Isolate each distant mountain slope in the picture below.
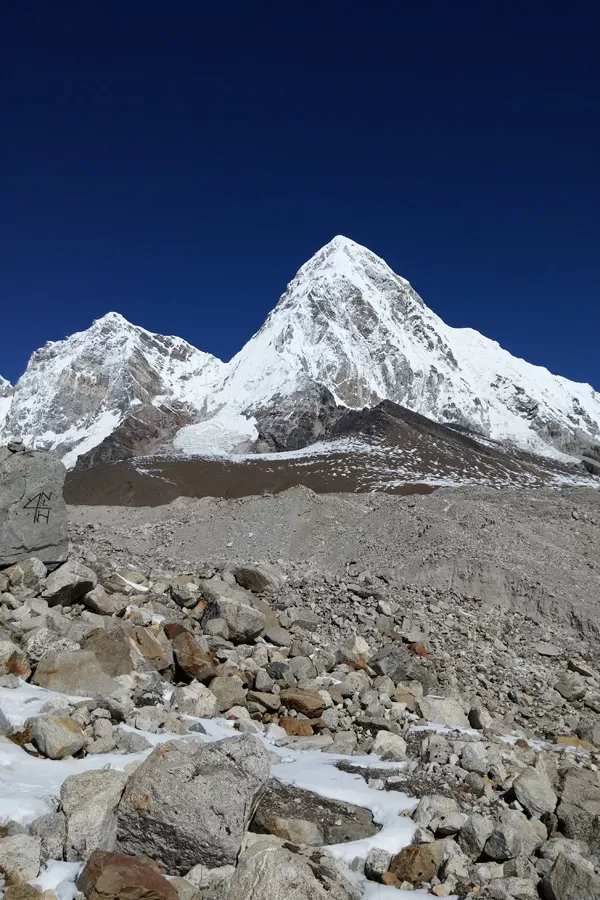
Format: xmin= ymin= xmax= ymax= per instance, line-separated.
xmin=1 ymin=312 xmax=224 ymax=467
xmin=64 ymin=399 xmax=596 ymax=507
xmin=2 ymin=237 xmax=599 ymax=468
xmin=0 ymin=376 xmax=12 ymax=429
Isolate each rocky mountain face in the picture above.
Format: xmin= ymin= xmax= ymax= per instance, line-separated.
xmin=0 ymin=312 xmax=224 ymax=468
xmin=2 ymin=237 xmax=600 ymax=468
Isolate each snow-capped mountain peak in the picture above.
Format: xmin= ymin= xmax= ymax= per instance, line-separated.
xmin=1 ymin=237 xmax=599 ymax=467
xmin=1 ymin=313 xmax=224 ymax=466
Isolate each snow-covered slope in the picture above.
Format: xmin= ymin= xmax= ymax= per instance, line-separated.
xmin=2 ymin=237 xmax=599 ymax=466
xmin=1 ymin=313 xmax=224 ymax=466
xmin=0 ymin=375 xmax=12 ymax=429
xmin=215 ymin=236 xmax=600 ymax=458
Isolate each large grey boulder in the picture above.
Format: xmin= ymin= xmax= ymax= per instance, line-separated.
xmin=233 ymin=564 xmax=286 ymax=593
xmin=225 ymin=844 xmax=360 ymax=900
xmin=513 ymin=766 xmax=557 ymax=818
xmin=61 ymin=769 xmax=128 ymax=862
xmin=117 ymin=735 xmax=271 ymax=873
xmin=556 ymin=768 xmax=600 ymax=858
xmin=0 ymin=448 xmax=68 ymax=568
xmin=42 ymin=559 xmax=98 ymax=605
xmin=251 ymin=779 xmax=377 ymax=846
xmin=369 ymin=642 xmax=434 ymax=689
xmin=541 ymin=852 xmax=600 ymax=900
xmin=171 ymin=681 xmax=219 ymax=717
xmin=0 ymin=833 xmax=41 ymax=883
xmin=418 ymin=695 xmax=469 ymax=728
xmin=202 ymin=597 xmax=265 ymax=644
xmin=31 ymin=715 xmax=87 ymax=759
xmin=2 ymin=557 xmax=47 ymax=592
xmin=30 ymin=811 xmax=67 ymax=863
xmin=32 ymin=649 xmax=120 ymax=696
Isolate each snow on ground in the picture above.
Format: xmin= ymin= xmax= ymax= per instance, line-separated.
xmin=0 ymin=681 xmax=438 ymax=899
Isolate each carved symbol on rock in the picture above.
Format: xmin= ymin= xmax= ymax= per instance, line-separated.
xmin=23 ymin=491 xmax=53 ymax=524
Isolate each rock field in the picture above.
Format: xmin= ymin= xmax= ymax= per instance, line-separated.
xmin=0 ymin=475 xmax=599 ymax=899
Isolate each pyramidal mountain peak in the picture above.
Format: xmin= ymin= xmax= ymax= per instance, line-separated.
xmin=1 ymin=236 xmax=599 ymax=470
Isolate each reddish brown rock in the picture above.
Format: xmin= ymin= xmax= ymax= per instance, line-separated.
xmin=163 ymin=623 xmax=188 ymax=639
xmin=278 ymin=717 xmax=314 ymax=736
xmin=77 ymin=850 xmax=178 ymax=900
xmin=1 ymin=647 xmax=31 ymax=680
xmin=381 ymin=872 xmax=402 ymax=888
xmin=171 ymin=630 xmax=216 ymax=683
xmin=279 ymin=688 xmax=325 ymax=719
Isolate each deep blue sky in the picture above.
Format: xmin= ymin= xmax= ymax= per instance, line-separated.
xmin=1 ymin=1 xmax=598 ymax=388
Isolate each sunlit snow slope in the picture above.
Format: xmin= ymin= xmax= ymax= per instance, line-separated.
xmin=2 ymin=237 xmax=599 ymax=465
xmin=0 ymin=376 xmax=12 ymax=430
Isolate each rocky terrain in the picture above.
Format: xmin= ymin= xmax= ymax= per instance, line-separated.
xmin=64 ymin=400 xmax=599 ymax=507
xmin=0 ymin=443 xmax=599 ymax=899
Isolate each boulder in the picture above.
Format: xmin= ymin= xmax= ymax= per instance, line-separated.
xmin=485 ymin=809 xmax=541 ymax=862
xmin=233 ymin=564 xmax=286 ymax=593
xmin=541 ymin=852 xmax=600 ymax=900
xmin=247 ymin=690 xmax=281 ymax=713
xmin=31 ymin=715 xmax=87 ymax=759
xmin=460 ymin=742 xmax=489 ymax=775
xmin=0 ymin=448 xmax=68 ymax=568
xmin=0 ymin=834 xmax=41 ymax=883
xmin=370 ymin=643 xmax=434 ymax=689
xmin=557 ymin=768 xmax=600 ymax=858
xmin=81 ymin=628 xmax=137 ymax=677
xmin=279 ymin=688 xmax=324 ymax=718
xmin=171 ymin=630 xmax=216 ymax=683
xmin=513 ymin=767 xmax=557 ymax=818
xmin=197 ymin=578 xmax=253 ymax=605
xmin=287 ymin=608 xmax=320 ymax=632
xmin=3 ymin=557 xmax=47 ymax=592
xmin=251 ymin=780 xmax=378 ymax=845
xmin=488 ymin=876 xmax=537 ymax=899
xmin=390 ymin=840 xmax=445 ymax=884
xmin=225 ymin=844 xmax=360 ymax=900
xmin=20 ymin=628 xmax=80 ymax=667
xmin=129 ymin=626 xmax=173 ymax=672
xmin=77 ymin=850 xmax=178 ymax=900
xmin=117 ymin=735 xmax=271 ymax=873
xmin=32 ymin=649 xmax=120 ymax=696
xmin=29 ymin=811 xmax=67 ymax=863
xmin=372 ymin=730 xmax=407 ymax=761
xmin=0 ymin=640 xmax=31 ymax=679
xmin=3 ymin=884 xmax=47 ymax=900
xmin=61 ymin=769 xmax=128 ymax=862
xmin=82 ymin=585 xmax=128 ymax=616
xmin=171 ymin=682 xmax=219 ymax=717
xmin=209 ymin=675 xmax=247 ymax=712
xmin=202 ymin=597 xmax=265 ymax=643
xmin=364 ymin=847 xmax=393 ymax=881
xmin=459 ymin=814 xmax=495 ymax=858
xmin=42 ymin=559 xmax=98 ymax=605
xmin=418 ymin=696 xmax=469 ymax=728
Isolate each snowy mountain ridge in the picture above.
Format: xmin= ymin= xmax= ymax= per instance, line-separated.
xmin=0 ymin=375 xmax=12 ymax=430
xmin=1 ymin=236 xmax=599 ymax=467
